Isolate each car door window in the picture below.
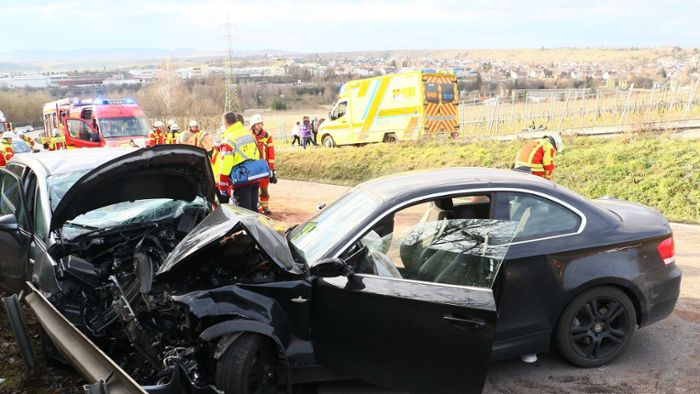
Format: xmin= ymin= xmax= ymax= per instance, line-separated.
xmin=0 ymin=171 xmax=26 ymax=229
xmin=494 ymin=192 xmax=581 ymax=242
xmin=345 ymin=196 xmax=516 ymax=289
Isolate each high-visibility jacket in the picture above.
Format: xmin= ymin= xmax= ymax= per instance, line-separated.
xmin=253 ymin=129 xmax=275 ymax=170
xmin=48 ymin=136 xmax=66 ymax=151
xmin=514 ymin=138 xmax=556 ymax=179
xmin=149 ymin=129 xmax=166 ymax=145
xmin=0 ymin=142 xmax=14 ymax=166
xmin=216 ymin=122 xmax=261 ymax=194
xmin=20 ymin=135 xmax=35 ymax=148
xmin=207 ymin=148 xmax=219 ymax=178
xmin=166 ymin=131 xmax=180 ymax=144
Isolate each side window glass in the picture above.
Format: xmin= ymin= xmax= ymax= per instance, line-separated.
xmin=0 ymin=171 xmax=25 ymax=228
xmin=345 ymin=197 xmax=516 ymax=289
xmin=6 ymin=164 xmax=24 ymax=178
xmin=495 ymin=192 xmax=581 ymax=241
xmin=34 ymin=192 xmax=48 ymax=241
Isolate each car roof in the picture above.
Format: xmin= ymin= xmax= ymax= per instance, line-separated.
xmin=10 ymin=147 xmax=136 ymax=176
xmin=357 ymin=167 xmax=558 ymax=201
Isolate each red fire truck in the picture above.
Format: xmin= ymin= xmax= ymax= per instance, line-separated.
xmin=42 ymin=98 xmax=152 ymax=148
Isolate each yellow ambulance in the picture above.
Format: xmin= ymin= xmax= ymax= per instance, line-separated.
xmin=318 ymin=70 xmax=459 ymax=147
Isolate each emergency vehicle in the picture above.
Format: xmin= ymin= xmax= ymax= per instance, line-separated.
xmin=42 ymin=98 xmax=151 ymax=148
xmin=0 ymin=110 xmax=12 ymax=133
xmin=318 ymin=70 xmax=459 ymax=147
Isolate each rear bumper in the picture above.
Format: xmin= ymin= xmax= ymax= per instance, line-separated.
xmin=636 ymin=264 xmax=682 ymax=327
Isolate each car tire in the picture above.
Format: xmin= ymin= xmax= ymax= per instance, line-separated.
xmin=555 ymin=286 xmax=636 ymax=368
xmin=383 ymin=133 xmax=397 ymax=143
xmin=322 ymin=135 xmax=336 ymax=148
xmin=215 ymin=333 xmax=278 ymax=394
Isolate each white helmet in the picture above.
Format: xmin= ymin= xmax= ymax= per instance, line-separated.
xmin=153 ymin=121 xmax=165 ymax=128
xmin=171 ymin=123 xmax=180 ymax=131
xmin=167 ymin=119 xmax=175 ymax=126
xmin=52 ymin=129 xmax=61 ymax=137
xmin=189 ymin=120 xmax=198 ymax=128
xmin=250 ymin=114 xmax=263 ymax=125
xmin=546 ymin=132 xmax=564 ymax=153
xmin=2 ymin=131 xmax=13 ymax=139
xmin=16 ymin=130 xmax=24 ymax=136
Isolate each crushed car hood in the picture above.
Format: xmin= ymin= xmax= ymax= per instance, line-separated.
xmin=156 ymin=204 xmax=303 ymax=276
xmin=50 ymin=145 xmax=216 ymax=231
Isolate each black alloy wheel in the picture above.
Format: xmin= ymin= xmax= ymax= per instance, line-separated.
xmin=556 ymin=286 xmax=636 ymax=368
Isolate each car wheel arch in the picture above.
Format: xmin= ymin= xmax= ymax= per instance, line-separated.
xmin=200 ymin=319 xmax=287 ymax=359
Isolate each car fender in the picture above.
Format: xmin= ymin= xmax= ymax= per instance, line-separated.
xmin=200 ymin=319 xmax=286 ymax=360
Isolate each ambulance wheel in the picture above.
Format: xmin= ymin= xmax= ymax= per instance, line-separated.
xmin=383 ymin=133 xmax=397 ymax=143
xmin=322 ymin=135 xmax=336 ymax=148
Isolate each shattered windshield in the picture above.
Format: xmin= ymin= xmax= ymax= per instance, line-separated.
xmin=61 ymin=198 xmax=206 ymax=238
xmin=289 ymin=187 xmax=382 ymax=264
xmin=47 ymin=169 xmax=207 ymax=238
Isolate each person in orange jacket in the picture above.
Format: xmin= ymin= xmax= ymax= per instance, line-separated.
xmin=0 ymin=132 xmax=15 ymax=166
xmin=150 ymin=121 xmax=167 ymax=145
xmin=514 ymin=133 xmax=564 ymax=180
xmin=250 ymin=114 xmax=277 ymax=214
xmin=17 ymin=131 xmax=35 ymax=149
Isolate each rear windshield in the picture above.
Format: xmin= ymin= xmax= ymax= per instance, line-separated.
xmin=97 ymin=117 xmax=150 ymax=138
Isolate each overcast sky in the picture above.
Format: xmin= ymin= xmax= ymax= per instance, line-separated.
xmin=1 ymin=0 xmax=698 ymax=53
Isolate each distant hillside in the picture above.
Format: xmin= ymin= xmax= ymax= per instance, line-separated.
xmin=317 ymin=47 xmax=697 ymax=63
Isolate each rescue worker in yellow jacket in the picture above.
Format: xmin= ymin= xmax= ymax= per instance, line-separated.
xmin=0 ymin=132 xmax=15 ymax=166
xmin=514 ymin=133 xmax=563 ymax=179
xmin=216 ymin=112 xmax=264 ymax=211
xmin=48 ymin=129 xmax=67 ymax=151
xmin=166 ymin=123 xmax=181 ymax=144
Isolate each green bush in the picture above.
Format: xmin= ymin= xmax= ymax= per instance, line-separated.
xmin=276 ymin=136 xmax=700 ymax=223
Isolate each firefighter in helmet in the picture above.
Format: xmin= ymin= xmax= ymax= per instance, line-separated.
xmin=250 ymin=114 xmax=277 ymax=214
xmin=514 ymin=133 xmax=564 ymax=180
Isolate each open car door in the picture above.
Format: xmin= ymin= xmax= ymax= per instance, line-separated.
xmin=0 ymin=169 xmax=31 ymax=293
xmin=311 ymin=218 xmax=517 ymax=394
xmin=64 ymin=118 xmax=102 ymax=148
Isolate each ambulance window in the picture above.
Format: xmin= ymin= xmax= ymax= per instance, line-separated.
xmin=336 ymin=101 xmax=347 ymax=118
xmin=425 ymin=83 xmax=439 ymax=103
xmin=440 ymin=83 xmax=455 ymax=102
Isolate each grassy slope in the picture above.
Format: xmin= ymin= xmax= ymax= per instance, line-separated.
xmin=276 ymin=136 xmax=700 ymax=223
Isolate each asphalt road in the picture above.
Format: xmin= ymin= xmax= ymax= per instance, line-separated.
xmin=266 ymin=179 xmax=700 ymax=394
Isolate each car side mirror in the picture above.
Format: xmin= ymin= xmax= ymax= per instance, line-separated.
xmin=310 ymin=258 xmax=353 ymax=278
xmin=0 ymin=214 xmax=19 ymax=232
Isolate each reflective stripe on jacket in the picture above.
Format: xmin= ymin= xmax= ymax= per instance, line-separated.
xmin=514 ymin=138 xmax=556 ymax=179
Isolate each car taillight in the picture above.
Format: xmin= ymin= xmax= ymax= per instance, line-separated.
xmin=657 ymin=237 xmax=675 ymax=265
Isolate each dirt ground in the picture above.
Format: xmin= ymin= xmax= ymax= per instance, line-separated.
xmin=1 ymin=179 xmax=698 ymax=393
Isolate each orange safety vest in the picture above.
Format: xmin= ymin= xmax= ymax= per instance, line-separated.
xmin=0 ymin=142 xmax=14 ymax=166
xmin=253 ymin=129 xmax=275 ymax=170
xmin=149 ymin=129 xmax=166 ymax=145
xmin=514 ymin=138 xmax=556 ymax=179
